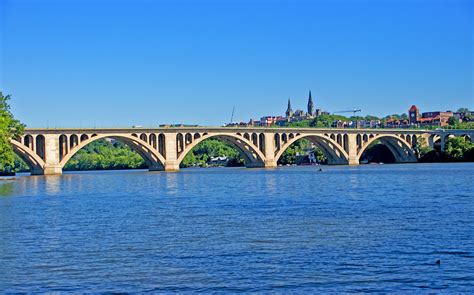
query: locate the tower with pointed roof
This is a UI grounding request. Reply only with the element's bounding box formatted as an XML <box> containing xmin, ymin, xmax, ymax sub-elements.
<box><xmin>307</xmin><ymin>90</ymin><xmax>315</xmax><ymax>117</ymax></box>
<box><xmin>285</xmin><ymin>99</ymin><xmax>293</xmax><ymax>118</ymax></box>
<box><xmin>408</xmin><ymin>105</ymin><xmax>420</xmax><ymax>125</ymax></box>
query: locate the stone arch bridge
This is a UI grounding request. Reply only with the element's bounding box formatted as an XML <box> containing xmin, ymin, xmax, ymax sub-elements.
<box><xmin>11</xmin><ymin>127</ymin><xmax>474</xmax><ymax>175</ymax></box>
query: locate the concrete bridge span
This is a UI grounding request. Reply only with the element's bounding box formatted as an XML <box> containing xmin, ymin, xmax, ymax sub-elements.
<box><xmin>11</xmin><ymin>127</ymin><xmax>474</xmax><ymax>175</ymax></box>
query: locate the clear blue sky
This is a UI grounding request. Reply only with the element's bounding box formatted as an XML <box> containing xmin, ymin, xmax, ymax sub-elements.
<box><xmin>0</xmin><ymin>0</ymin><xmax>472</xmax><ymax>127</ymax></box>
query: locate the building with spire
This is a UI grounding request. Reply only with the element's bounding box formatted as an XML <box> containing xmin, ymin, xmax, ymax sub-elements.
<box><xmin>282</xmin><ymin>90</ymin><xmax>327</xmax><ymax>123</ymax></box>
<box><xmin>247</xmin><ymin>90</ymin><xmax>330</xmax><ymax>127</ymax></box>
<box><xmin>307</xmin><ymin>90</ymin><xmax>314</xmax><ymax>117</ymax></box>
<box><xmin>285</xmin><ymin>98</ymin><xmax>293</xmax><ymax>118</ymax></box>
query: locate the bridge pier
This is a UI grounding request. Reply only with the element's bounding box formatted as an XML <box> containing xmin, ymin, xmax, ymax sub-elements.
<box><xmin>164</xmin><ymin>161</ymin><xmax>180</xmax><ymax>172</ymax></box>
<box><xmin>42</xmin><ymin>166</ymin><xmax>63</xmax><ymax>175</ymax></box>
<box><xmin>440</xmin><ymin>135</ymin><xmax>447</xmax><ymax>151</ymax></box>
<box><xmin>263</xmin><ymin>160</ymin><xmax>278</xmax><ymax>168</ymax></box>
<box><xmin>39</xmin><ymin>135</ymin><xmax>64</xmax><ymax>175</ymax></box>
<box><xmin>347</xmin><ymin>134</ymin><xmax>359</xmax><ymax>165</ymax></box>
<box><xmin>348</xmin><ymin>158</ymin><xmax>359</xmax><ymax>165</ymax></box>
<box><xmin>263</xmin><ymin>133</ymin><xmax>277</xmax><ymax>168</ymax></box>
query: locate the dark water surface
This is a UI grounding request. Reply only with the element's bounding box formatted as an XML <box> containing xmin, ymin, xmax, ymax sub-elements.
<box><xmin>0</xmin><ymin>163</ymin><xmax>473</xmax><ymax>292</ymax></box>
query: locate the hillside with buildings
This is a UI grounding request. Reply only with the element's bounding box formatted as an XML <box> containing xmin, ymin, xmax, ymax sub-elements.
<box><xmin>226</xmin><ymin>91</ymin><xmax>474</xmax><ymax>130</ymax></box>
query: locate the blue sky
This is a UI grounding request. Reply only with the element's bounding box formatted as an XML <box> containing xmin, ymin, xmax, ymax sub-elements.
<box><xmin>0</xmin><ymin>0</ymin><xmax>472</xmax><ymax>127</ymax></box>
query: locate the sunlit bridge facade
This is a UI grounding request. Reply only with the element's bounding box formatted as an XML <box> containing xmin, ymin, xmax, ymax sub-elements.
<box><xmin>11</xmin><ymin>127</ymin><xmax>474</xmax><ymax>175</ymax></box>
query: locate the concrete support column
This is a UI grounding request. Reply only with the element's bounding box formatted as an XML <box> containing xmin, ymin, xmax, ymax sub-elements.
<box><xmin>425</xmin><ymin>134</ymin><xmax>435</xmax><ymax>149</ymax></box>
<box><xmin>346</xmin><ymin>134</ymin><xmax>359</xmax><ymax>165</ymax></box>
<box><xmin>263</xmin><ymin>133</ymin><xmax>277</xmax><ymax>168</ymax></box>
<box><xmin>440</xmin><ymin>135</ymin><xmax>446</xmax><ymax>151</ymax></box>
<box><xmin>163</xmin><ymin>132</ymin><xmax>180</xmax><ymax>171</ymax></box>
<box><xmin>30</xmin><ymin>166</ymin><xmax>46</xmax><ymax>176</ymax></box>
<box><xmin>43</xmin><ymin>134</ymin><xmax>63</xmax><ymax>175</ymax></box>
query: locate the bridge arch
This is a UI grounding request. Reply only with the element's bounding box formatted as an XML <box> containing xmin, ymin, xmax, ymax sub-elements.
<box><xmin>176</xmin><ymin>133</ymin><xmax>266</xmax><ymax>168</ymax></box>
<box><xmin>58</xmin><ymin>134</ymin><xmax>166</xmax><ymax>171</ymax></box>
<box><xmin>428</xmin><ymin>134</ymin><xmax>441</xmax><ymax>149</ymax></box>
<box><xmin>357</xmin><ymin>134</ymin><xmax>417</xmax><ymax>163</ymax></box>
<box><xmin>275</xmin><ymin>134</ymin><xmax>349</xmax><ymax>165</ymax></box>
<box><xmin>10</xmin><ymin>139</ymin><xmax>46</xmax><ymax>175</ymax></box>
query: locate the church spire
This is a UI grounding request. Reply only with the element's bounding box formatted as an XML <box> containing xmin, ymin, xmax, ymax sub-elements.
<box><xmin>307</xmin><ymin>90</ymin><xmax>314</xmax><ymax>116</ymax></box>
<box><xmin>286</xmin><ymin>98</ymin><xmax>293</xmax><ymax>118</ymax></box>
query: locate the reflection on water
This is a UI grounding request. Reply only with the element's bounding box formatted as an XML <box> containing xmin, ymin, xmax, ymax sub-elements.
<box><xmin>0</xmin><ymin>182</ymin><xmax>14</xmax><ymax>196</ymax></box>
<box><xmin>0</xmin><ymin>164</ymin><xmax>473</xmax><ymax>292</ymax></box>
<box><xmin>264</xmin><ymin>173</ymin><xmax>277</xmax><ymax>194</ymax></box>
<box><xmin>164</xmin><ymin>172</ymin><xmax>178</xmax><ymax>195</ymax></box>
<box><xmin>44</xmin><ymin>176</ymin><xmax>62</xmax><ymax>195</ymax></box>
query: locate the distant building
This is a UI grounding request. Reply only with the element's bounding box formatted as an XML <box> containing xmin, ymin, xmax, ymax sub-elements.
<box><xmin>407</xmin><ymin>105</ymin><xmax>453</xmax><ymax>127</ymax></box>
<box><xmin>307</xmin><ymin>90</ymin><xmax>315</xmax><ymax>117</ymax></box>
<box><xmin>246</xmin><ymin>90</ymin><xmax>326</xmax><ymax>126</ymax></box>
<box><xmin>363</xmin><ymin>119</ymin><xmax>382</xmax><ymax>128</ymax></box>
<box><xmin>385</xmin><ymin>118</ymin><xmax>409</xmax><ymax>128</ymax></box>
<box><xmin>209</xmin><ymin>156</ymin><xmax>228</xmax><ymax>165</ymax></box>
<box><xmin>408</xmin><ymin>105</ymin><xmax>420</xmax><ymax>124</ymax></box>
<box><xmin>453</xmin><ymin>110</ymin><xmax>474</xmax><ymax>122</ymax></box>
<box><xmin>285</xmin><ymin>99</ymin><xmax>293</xmax><ymax>118</ymax></box>
<box><xmin>293</xmin><ymin>109</ymin><xmax>305</xmax><ymax>118</ymax></box>
<box><xmin>284</xmin><ymin>90</ymin><xmax>323</xmax><ymax>123</ymax></box>
<box><xmin>258</xmin><ymin>116</ymin><xmax>285</xmax><ymax>126</ymax></box>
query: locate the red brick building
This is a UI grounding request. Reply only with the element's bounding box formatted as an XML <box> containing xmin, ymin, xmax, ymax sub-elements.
<box><xmin>408</xmin><ymin>105</ymin><xmax>453</xmax><ymax>127</ymax></box>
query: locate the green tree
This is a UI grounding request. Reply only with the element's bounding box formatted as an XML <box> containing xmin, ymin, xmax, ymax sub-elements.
<box><xmin>364</xmin><ymin>115</ymin><xmax>380</xmax><ymax>121</ymax></box>
<box><xmin>278</xmin><ymin>139</ymin><xmax>327</xmax><ymax>165</ymax></box>
<box><xmin>314</xmin><ymin>148</ymin><xmax>327</xmax><ymax>163</ymax></box>
<box><xmin>310</xmin><ymin>114</ymin><xmax>348</xmax><ymax>128</ymax></box>
<box><xmin>0</xmin><ymin>92</ymin><xmax>25</xmax><ymax>171</ymax></box>
<box><xmin>448</xmin><ymin>116</ymin><xmax>459</xmax><ymax>126</ymax></box>
<box><xmin>180</xmin><ymin>139</ymin><xmax>244</xmax><ymax>168</ymax></box>
<box><xmin>414</xmin><ymin>136</ymin><xmax>432</xmax><ymax>158</ymax></box>
<box><xmin>63</xmin><ymin>139</ymin><xmax>147</xmax><ymax>171</ymax></box>
<box><xmin>278</xmin><ymin>144</ymin><xmax>299</xmax><ymax>164</ymax></box>
<box><xmin>444</xmin><ymin>137</ymin><xmax>474</xmax><ymax>161</ymax></box>
<box><xmin>13</xmin><ymin>155</ymin><xmax>30</xmax><ymax>172</ymax></box>
<box><xmin>181</xmin><ymin>151</ymin><xmax>197</xmax><ymax>167</ymax></box>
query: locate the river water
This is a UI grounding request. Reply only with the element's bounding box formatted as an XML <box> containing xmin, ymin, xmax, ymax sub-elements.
<box><xmin>0</xmin><ymin>163</ymin><xmax>473</xmax><ymax>292</ymax></box>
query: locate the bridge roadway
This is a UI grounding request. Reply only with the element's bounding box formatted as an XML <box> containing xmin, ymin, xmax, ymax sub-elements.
<box><xmin>11</xmin><ymin>127</ymin><xmax>474</xmax><ymax>175</ymax></box>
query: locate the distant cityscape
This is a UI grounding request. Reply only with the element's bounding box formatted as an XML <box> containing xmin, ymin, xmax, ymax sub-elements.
<box><xmin>225</xmin><ymin>90</ymin><xmax>474</xmax><ymax>129</ymax></box>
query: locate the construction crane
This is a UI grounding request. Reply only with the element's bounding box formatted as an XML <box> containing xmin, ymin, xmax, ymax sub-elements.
<box><xmin>333</xmin><ymin>109</ymin><xmax>362</xmax><ymax>117</ymax></box>
<box><xmin>230</xmin><ymin>105</ymin><xmax>235</xmax><ymax>123</ymax></box>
